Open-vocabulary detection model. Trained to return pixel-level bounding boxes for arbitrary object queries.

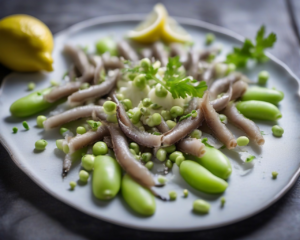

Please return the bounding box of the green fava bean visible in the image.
[241,87,284,105]
[236,100,282,121]
[180,160,228,194]
[193,199,210,214]
[81,154,95,171]
[93,155,122,200]
[35,139,47,150]
[95,37,118,56]
[10,88,56,117]
[189,146,232,179]
[122,174,156,216]
[169,151,183,162]
[93,141,108,155]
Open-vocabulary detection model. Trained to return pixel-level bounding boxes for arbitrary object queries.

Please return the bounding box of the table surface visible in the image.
[1,0,300,239]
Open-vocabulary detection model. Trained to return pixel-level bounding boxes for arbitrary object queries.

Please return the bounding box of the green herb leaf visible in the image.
[253,26,277,62]
[123,56,207,99]
[226,26,276,67]
[164,57,207,99]
[226,39,254,68]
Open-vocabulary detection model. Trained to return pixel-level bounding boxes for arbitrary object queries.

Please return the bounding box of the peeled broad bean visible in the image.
[10,88,56,117]
[236,100,282,121]
[180,160,228,194]
[193,199,210,214]
[92,156,121,200]
[190,146,232,179]
[121,174,156,216]
[95,37,118,56]
[241,86,284,105]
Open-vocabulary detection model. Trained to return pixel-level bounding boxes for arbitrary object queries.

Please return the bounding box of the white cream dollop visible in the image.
[119,81,150,107]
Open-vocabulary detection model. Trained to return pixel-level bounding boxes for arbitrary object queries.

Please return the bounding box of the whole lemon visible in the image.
[0,14,54,72]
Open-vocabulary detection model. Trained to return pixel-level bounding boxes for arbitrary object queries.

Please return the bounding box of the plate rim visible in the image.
[1,14,300,232]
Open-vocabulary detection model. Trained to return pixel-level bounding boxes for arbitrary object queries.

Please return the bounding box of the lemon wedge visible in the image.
[161,17,192,43]
[128,3,167,43]
[0,14,54,72]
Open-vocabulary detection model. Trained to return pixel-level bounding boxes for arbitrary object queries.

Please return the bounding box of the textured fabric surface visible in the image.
[1,0,300,239]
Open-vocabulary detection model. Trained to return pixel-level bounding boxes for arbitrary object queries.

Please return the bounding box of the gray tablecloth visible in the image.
[1,0,300,239]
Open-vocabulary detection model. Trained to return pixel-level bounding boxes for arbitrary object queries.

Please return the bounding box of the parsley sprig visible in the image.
[226,26,277,68]
[123,56,207,99]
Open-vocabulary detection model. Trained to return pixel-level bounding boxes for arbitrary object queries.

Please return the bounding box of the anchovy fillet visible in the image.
[43,105,105,130]
[201,92,237,149]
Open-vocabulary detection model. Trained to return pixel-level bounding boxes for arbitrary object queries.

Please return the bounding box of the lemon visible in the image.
[128,3,167,43]
[0,14,54,72]
[161,17,192,43]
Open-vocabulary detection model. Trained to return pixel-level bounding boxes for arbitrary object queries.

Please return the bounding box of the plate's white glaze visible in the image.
[1,15,300,232]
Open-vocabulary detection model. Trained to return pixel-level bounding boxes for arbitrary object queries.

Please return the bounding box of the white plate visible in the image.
[1,15,300,232]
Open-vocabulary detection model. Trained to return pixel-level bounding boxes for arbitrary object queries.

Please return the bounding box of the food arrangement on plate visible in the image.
[1,3,286,218]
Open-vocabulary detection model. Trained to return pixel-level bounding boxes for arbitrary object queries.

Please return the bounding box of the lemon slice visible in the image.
[0,14,53,72]
[128,3,167,43]
[161,17,192,43]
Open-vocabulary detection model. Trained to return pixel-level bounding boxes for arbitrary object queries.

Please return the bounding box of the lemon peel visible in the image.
[0,14,54,72]
[128,3,167,43]
[161,17,192,43]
